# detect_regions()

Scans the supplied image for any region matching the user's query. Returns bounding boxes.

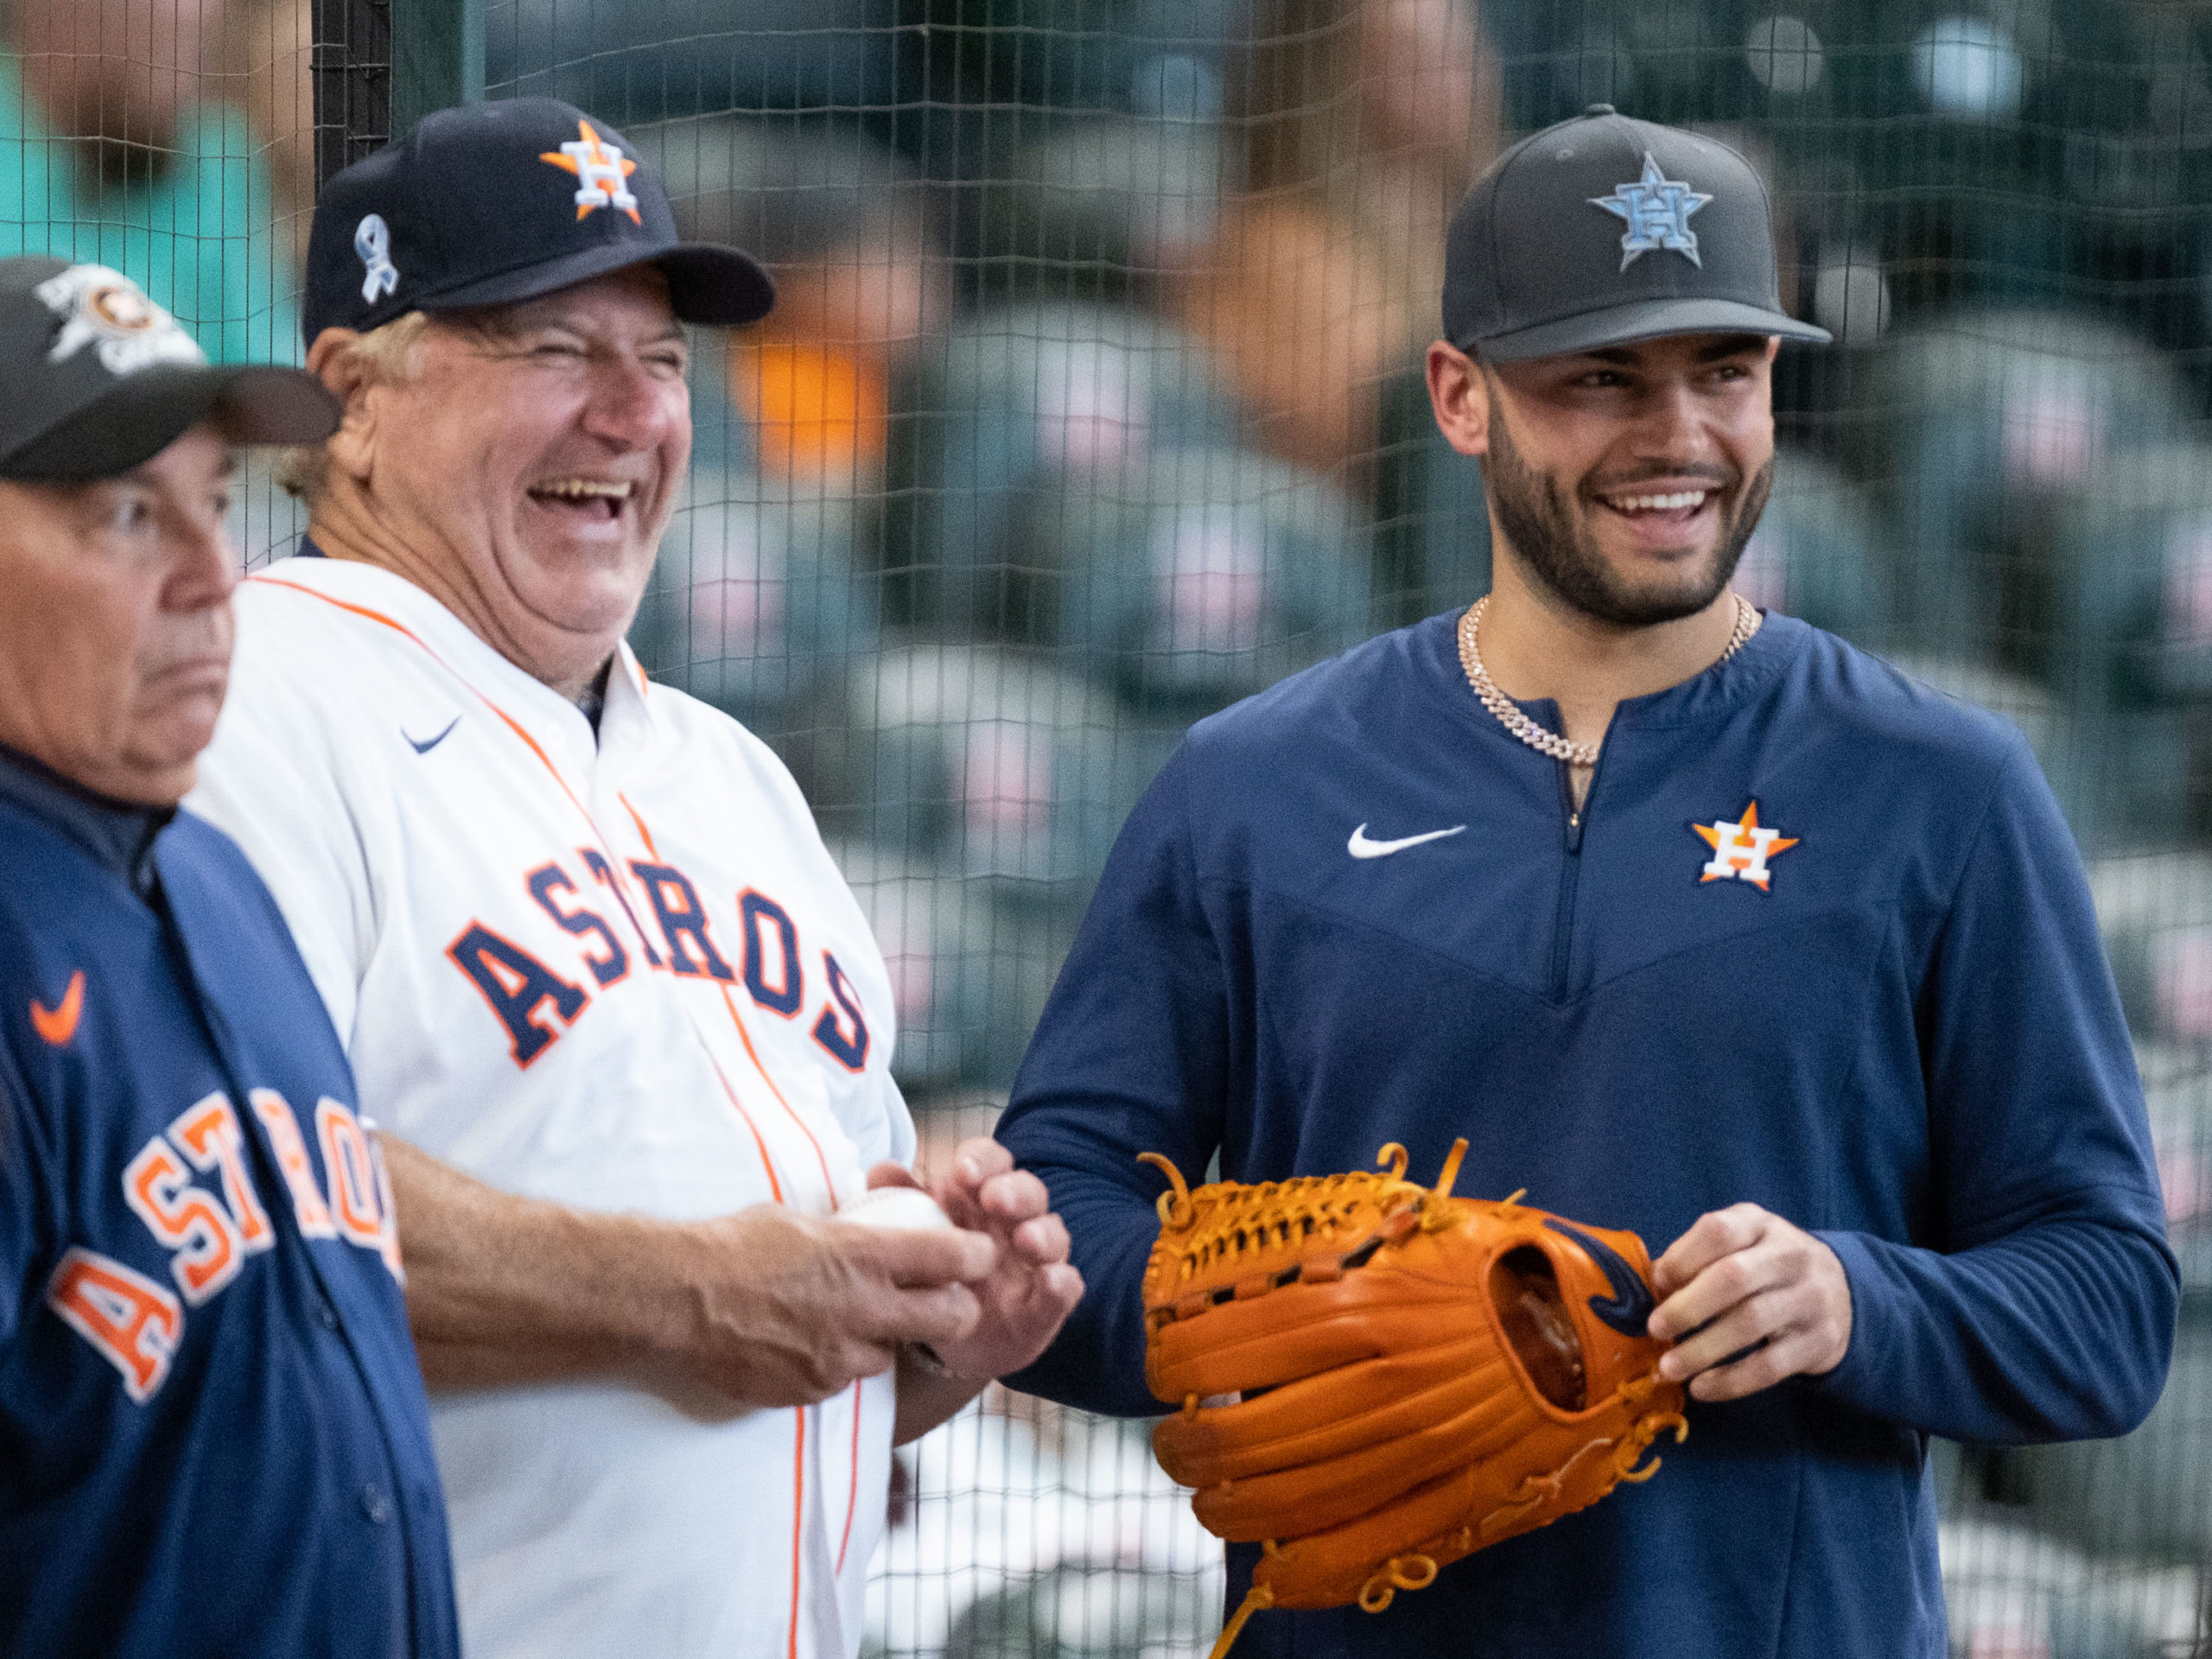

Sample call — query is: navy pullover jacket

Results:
[998,609,2177,1659]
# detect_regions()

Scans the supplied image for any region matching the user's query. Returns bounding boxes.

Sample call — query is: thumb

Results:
[866,1160,924,1193]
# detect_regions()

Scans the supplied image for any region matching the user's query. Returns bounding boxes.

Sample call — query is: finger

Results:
[976,1167,1052,1223]
[880,1282,982,1350]
[830,1340,904,1391]
[1657,1294,1785,1382]
[1687,1326,1833,1403]
[1008,1211,1071,1264]
[952,1137,1013,1192]
[1651,1204,1771,1300]
[1041,1261,1083,1311]
[1649,1238,1787,1342]
[866,1160,924,1193]
[851,1223,998,1287]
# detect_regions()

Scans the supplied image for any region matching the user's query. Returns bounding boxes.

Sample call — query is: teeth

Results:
[1606,490,1708,512]
[533,479,633,501]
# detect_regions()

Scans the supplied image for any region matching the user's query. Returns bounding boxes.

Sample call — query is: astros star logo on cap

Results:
[1590,152,1713,271]
[539,120,641,225]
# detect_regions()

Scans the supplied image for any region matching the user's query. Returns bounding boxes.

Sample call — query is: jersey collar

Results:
[0,740,171,898]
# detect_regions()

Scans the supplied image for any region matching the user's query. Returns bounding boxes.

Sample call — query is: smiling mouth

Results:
[527,477,635,524]
[1593,485,1723,529]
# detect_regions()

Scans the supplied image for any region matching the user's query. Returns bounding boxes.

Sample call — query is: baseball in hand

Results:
[842,1185,955,1232]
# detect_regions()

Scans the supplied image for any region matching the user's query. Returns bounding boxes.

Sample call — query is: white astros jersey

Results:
[188,554,914,1659]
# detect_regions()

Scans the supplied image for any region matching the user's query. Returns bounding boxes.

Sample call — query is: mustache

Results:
[1584,463,1738,493]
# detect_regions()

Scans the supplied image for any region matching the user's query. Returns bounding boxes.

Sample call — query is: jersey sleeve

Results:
[996,748,1227,1418]
[1808,741,2178,1443]
[186,601,380,1046]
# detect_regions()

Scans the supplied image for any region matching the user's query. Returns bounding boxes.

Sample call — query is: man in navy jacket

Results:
[997,109,2177,1657]
[0,255,460,1657]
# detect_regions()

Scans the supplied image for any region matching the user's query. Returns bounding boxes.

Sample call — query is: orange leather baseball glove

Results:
[1140,1139,1688,1659]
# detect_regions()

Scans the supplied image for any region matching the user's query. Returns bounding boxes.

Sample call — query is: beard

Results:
[1480,385,1772,629]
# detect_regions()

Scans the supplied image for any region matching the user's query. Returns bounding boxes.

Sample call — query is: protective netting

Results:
[14,0,2199,1647]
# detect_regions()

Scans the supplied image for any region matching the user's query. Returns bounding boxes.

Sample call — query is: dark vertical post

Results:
[391,0,486,137]
[314,0,482,191]
[311,0,391,187]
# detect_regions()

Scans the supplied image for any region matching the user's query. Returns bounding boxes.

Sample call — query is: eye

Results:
[531,337,588,361]
[1576,369,1627,390]
[109,493,154,535]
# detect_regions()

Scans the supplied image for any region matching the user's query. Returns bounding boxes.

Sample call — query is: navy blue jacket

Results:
[0,753,458,1658]
[998,610,2177,1659]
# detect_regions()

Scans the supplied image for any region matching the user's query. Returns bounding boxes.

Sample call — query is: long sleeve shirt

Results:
[997,608,2177,1659]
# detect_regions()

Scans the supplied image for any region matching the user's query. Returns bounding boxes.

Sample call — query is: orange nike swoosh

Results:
[30,970,84,1046]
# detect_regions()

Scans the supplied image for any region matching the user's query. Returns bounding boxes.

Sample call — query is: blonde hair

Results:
[274,309,436,501]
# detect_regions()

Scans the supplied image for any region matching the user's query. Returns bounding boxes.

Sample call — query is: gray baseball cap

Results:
[1442,105,1830,361]
[0,257,339,481]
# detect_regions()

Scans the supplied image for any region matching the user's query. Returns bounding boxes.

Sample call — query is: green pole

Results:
[390,0,485,137]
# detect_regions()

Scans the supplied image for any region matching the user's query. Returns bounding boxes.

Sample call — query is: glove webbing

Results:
[1145,1142,1478,1659]
[1140,1140,1471,1334]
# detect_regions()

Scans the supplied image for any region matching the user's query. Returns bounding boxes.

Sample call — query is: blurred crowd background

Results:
[33,0,2212,1649]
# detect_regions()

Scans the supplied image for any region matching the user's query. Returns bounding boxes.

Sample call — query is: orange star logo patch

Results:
[539,120,641,225]
[1692,801,1799,892]
[30,969,84,1046]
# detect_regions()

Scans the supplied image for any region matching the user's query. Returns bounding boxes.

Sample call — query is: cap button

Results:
[1584,103,1617,118]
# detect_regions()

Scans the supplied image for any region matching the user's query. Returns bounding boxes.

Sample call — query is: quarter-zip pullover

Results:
[998,607,2177,1659]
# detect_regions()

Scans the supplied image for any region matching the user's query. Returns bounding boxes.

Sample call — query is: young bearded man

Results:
[995,107,2177,1658]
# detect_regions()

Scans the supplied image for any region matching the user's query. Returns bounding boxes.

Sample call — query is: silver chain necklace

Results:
[1457,593,1759,768]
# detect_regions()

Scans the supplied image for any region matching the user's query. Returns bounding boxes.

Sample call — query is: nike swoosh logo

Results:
[1546,1218,1658,1338]
[404,717,460,755]
[1347,823,1466,860]
[30,969,84,1047]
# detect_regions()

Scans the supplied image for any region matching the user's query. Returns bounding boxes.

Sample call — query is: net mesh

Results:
[19,0,2202,1647]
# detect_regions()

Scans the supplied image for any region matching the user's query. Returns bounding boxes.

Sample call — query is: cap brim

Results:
[0,364,340,482]
[1467,297,1832,362]
[414,238,776,327]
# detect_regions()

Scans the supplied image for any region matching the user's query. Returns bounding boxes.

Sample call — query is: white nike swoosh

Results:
[1347,823,1467,860]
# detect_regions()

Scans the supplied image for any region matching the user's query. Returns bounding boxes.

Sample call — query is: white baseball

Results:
[842,1185,955,1232]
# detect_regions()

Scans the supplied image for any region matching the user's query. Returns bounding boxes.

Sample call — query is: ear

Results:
[306,327,378,486]
[1427,340,1491,460]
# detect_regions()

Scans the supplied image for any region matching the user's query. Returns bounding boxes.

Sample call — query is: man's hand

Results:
[870,1138,1084,1442]
[663,1205,999,1408]
[385,1135,1000,1408]
[1647,1203,1853,1403]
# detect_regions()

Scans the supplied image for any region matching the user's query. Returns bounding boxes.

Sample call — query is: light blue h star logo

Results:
[1590,153,1713,270]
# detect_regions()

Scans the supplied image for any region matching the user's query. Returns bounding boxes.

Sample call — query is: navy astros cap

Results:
[0,257,339,482]
[1443,105,1828,361]
[304,97,776,346]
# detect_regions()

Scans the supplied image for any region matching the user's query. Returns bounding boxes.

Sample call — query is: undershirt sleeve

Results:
[997,747,1229,1418]
[1807,743,2179,1443]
